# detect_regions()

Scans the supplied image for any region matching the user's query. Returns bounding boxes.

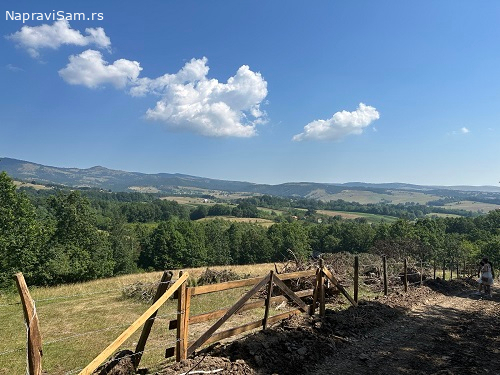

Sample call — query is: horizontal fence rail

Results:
[11,255,480,374]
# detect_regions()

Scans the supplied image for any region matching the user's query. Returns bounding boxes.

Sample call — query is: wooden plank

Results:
[383,256,388,296]
[404,258,408,292]
[180,287,191,360]
[173,289,314,328]
[134,271,173,368]
[322,267,357,307]
[176,274,186,362]
[319,259,325,316]
[190,277,263,295]
[14,273,43,375]
[263,271,273,330]
[187,274,270,357]
[272,274,308,312]
[190,270,315,296]
[354,256,359,303]
[274,269,316,281]
[200,308,303,348]
[310,269,320,315]
[78,272,189,375]
[165,346,175,359]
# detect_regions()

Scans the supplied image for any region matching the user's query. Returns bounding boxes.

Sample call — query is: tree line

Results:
[2,172,499,288]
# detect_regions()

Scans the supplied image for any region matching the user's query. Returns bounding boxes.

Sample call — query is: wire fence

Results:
[1,257,483,375]
[0,274,183,375]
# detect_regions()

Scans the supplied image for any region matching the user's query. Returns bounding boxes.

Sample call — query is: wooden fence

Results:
[17,254,473,374]
[165,261,357,361]
[15,261,357,374]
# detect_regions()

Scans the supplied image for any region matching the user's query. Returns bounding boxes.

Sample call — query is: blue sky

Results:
[2,1,500,187]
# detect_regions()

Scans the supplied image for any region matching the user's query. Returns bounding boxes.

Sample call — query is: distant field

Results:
[425,213,462,218]
[443,200,500,213]
[197,216,275,227]
[257,207,285,215]
[161,191,262,203]
[13,180,51,190]
[316,210,399,223]
[161,196,219,205]
[306,189,441,205]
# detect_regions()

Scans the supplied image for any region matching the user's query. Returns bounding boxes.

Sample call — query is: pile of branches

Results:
[122,282,158,303]
[196,268,250,286]
[272,250,339,300]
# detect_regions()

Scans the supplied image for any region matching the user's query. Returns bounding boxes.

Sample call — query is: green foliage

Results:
[45,191,114,283]
[3,170,500,289]
[0,172,44,286]
[190,205,208,220]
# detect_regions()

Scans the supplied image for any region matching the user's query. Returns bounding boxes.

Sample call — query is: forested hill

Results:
[2,157,500,201]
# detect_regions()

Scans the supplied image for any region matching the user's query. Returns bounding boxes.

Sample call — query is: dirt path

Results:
[310,284,500,375]
[154,279,500,375]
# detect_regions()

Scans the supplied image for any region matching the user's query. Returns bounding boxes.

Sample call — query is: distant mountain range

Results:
[2,157,500,200]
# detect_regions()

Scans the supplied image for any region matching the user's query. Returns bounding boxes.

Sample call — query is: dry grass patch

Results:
[0,264,280,374]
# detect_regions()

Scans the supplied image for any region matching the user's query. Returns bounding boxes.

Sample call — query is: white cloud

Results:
[59,49,142,89]
[130,57,210,97]
[451,127,470,135]
[6,20,111,58]
[138,58,268,137]
[292,103,380,141]
[6,64,23,72]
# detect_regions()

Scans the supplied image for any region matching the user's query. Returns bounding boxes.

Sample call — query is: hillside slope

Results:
[2,157,500,204]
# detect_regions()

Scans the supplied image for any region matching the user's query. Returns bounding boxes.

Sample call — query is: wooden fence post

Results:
[310,269,320,315]
[14,273,42,375]
[382,256,388,296]
[319,259,325,316]
[403,258,408,292]
[420,259,423,285]
[263,271,274,330]
[176,272,189,362]
[134,271,173,368]
[354,256,359,303]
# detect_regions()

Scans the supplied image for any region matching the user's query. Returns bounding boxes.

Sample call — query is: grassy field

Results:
[13,180,52,190]
[443,200,500,213]
[197,216,276,227]
[316,210,399,223]
[0,256,451,374]
[307,189,441,205]
[0,264,280,375]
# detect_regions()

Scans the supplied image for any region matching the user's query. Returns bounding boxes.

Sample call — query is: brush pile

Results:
[196,268,251,285]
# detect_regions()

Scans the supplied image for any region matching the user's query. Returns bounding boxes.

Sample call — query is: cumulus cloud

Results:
[6,64,23,72]
[130,57,210,97]
[137,58,268,137]
[6,20,111,58]
[59,49,142,89]
[450,127,470,135]
[292,103,380,141]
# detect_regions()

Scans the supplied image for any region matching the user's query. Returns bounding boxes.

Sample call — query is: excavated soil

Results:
[141,278,499,375]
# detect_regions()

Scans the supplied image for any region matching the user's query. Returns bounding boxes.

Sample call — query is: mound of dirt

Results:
[152,278,499,375]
